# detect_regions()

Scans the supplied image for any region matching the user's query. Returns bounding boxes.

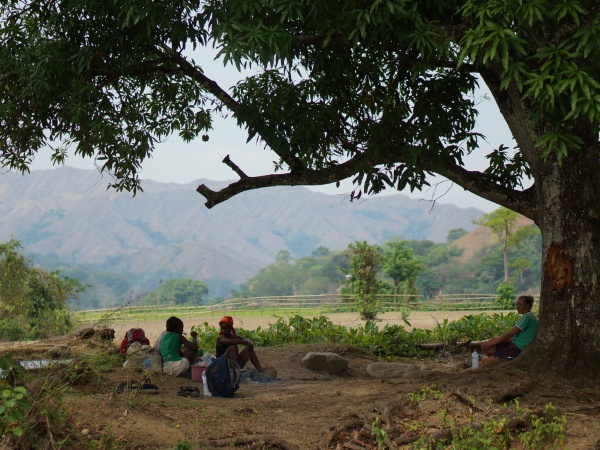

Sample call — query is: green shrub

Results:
[0,320,31,342]
[193,312,520,360]
[495,283,516,309]
[0,386,29,438]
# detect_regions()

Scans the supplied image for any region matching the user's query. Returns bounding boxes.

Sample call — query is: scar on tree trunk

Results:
[546,243,573,291]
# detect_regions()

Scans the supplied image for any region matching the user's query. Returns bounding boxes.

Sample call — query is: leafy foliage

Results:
[0,356,76,448]
[0,386,29,439]
[194,312,518,359]
[0,321,31,342]
[0,239,81,340]
[143,278,209,306]
[1,0,599,376]
[496,282,516,310]
[381,241,424,299]
[473,208,538,283]
[344,242,382,320]
[243,248,348,297]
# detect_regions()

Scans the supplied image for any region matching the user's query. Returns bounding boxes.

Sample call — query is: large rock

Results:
[301,352,348,375]
[366,362,417,378]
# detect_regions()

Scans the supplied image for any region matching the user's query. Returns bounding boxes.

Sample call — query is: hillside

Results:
[452,216,536,263]
[0,167,484,284]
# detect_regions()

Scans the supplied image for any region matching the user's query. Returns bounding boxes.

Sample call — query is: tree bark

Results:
[517,139,600,380]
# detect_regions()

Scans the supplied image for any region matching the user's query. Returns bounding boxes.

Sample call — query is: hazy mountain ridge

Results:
[0,167,484,283]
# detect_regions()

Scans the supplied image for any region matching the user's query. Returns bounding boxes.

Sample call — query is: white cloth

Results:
[122,342,161,372]
[162,358,190,376]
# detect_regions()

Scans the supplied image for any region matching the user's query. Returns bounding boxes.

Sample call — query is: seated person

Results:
[160,316,198,377]
[216,316,263,372]
[150,330,165,360]
[479,295,538,368]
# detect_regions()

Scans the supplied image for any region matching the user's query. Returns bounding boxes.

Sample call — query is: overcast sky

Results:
[28,48,518,213]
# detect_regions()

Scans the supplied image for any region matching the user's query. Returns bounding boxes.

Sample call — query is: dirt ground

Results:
[3,312,600,449]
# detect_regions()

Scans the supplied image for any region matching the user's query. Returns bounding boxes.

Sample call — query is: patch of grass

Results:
[85,427,126,450]
[80,351,123,372]
[0,359,76,448]
[402,389,567,450]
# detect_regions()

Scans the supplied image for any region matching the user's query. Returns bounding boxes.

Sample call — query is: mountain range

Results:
[0,167,484,284]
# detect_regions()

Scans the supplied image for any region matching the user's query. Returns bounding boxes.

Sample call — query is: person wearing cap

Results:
[216,316,263,372]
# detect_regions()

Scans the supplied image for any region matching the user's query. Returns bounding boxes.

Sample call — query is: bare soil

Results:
[3,312,600,449]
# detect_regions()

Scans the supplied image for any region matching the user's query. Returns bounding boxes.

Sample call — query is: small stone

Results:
[81,429,89,436]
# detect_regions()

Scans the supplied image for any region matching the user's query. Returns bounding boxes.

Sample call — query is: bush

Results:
[495,283,516,310]
[0,356,75,448]
[0,321,31,342]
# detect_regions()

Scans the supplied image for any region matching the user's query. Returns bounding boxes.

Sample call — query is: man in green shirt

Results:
[479,295,538,368]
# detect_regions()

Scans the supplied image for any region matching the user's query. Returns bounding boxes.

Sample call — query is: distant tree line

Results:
[21,208,541,311]
[235,208,541,304]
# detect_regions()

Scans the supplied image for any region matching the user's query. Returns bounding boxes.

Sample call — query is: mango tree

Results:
[0,0,599,379]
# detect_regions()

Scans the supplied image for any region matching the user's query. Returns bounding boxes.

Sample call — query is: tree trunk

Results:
[502,247,509,283]
[518,141,600,380]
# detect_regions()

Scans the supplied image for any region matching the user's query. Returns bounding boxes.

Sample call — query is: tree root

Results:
[207,434,299,449]
[321,419,365,448]
[450,389,482,412]
[493,378,537,403]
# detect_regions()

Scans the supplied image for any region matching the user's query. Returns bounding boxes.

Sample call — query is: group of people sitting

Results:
[122,315,265,378]
[122,294,538,376]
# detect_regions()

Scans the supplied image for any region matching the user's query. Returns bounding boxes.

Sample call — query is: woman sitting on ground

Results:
[161,316,198,377]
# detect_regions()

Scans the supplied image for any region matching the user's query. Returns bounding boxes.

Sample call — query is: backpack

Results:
[205,356,241,397]
[119,328,150,356]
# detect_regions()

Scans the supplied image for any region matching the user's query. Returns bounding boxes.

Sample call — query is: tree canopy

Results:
[1,0,599,378]
[144,278,209,306]
[0,239,81,339]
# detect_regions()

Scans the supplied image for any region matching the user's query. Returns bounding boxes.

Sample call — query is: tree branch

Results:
[197,150,385,208]
[159,44,308,172]
[431,161,535,218]
[159,44,240,112]
[197,143,534,215]
[222,155,249,179]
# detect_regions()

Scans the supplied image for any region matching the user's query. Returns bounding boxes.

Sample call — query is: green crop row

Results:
[192,312,518,359]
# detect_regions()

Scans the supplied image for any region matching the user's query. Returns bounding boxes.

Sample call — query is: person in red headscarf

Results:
[215,316,263,372]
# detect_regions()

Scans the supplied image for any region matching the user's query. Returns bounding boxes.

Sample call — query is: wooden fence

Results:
[73,293,502,325]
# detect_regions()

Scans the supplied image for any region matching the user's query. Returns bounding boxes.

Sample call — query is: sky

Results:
[28,48,518,213]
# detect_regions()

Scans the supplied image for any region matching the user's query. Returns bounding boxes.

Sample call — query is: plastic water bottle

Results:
[202,371,211,396]
[471,350,479,369]
[203,355,212,366]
